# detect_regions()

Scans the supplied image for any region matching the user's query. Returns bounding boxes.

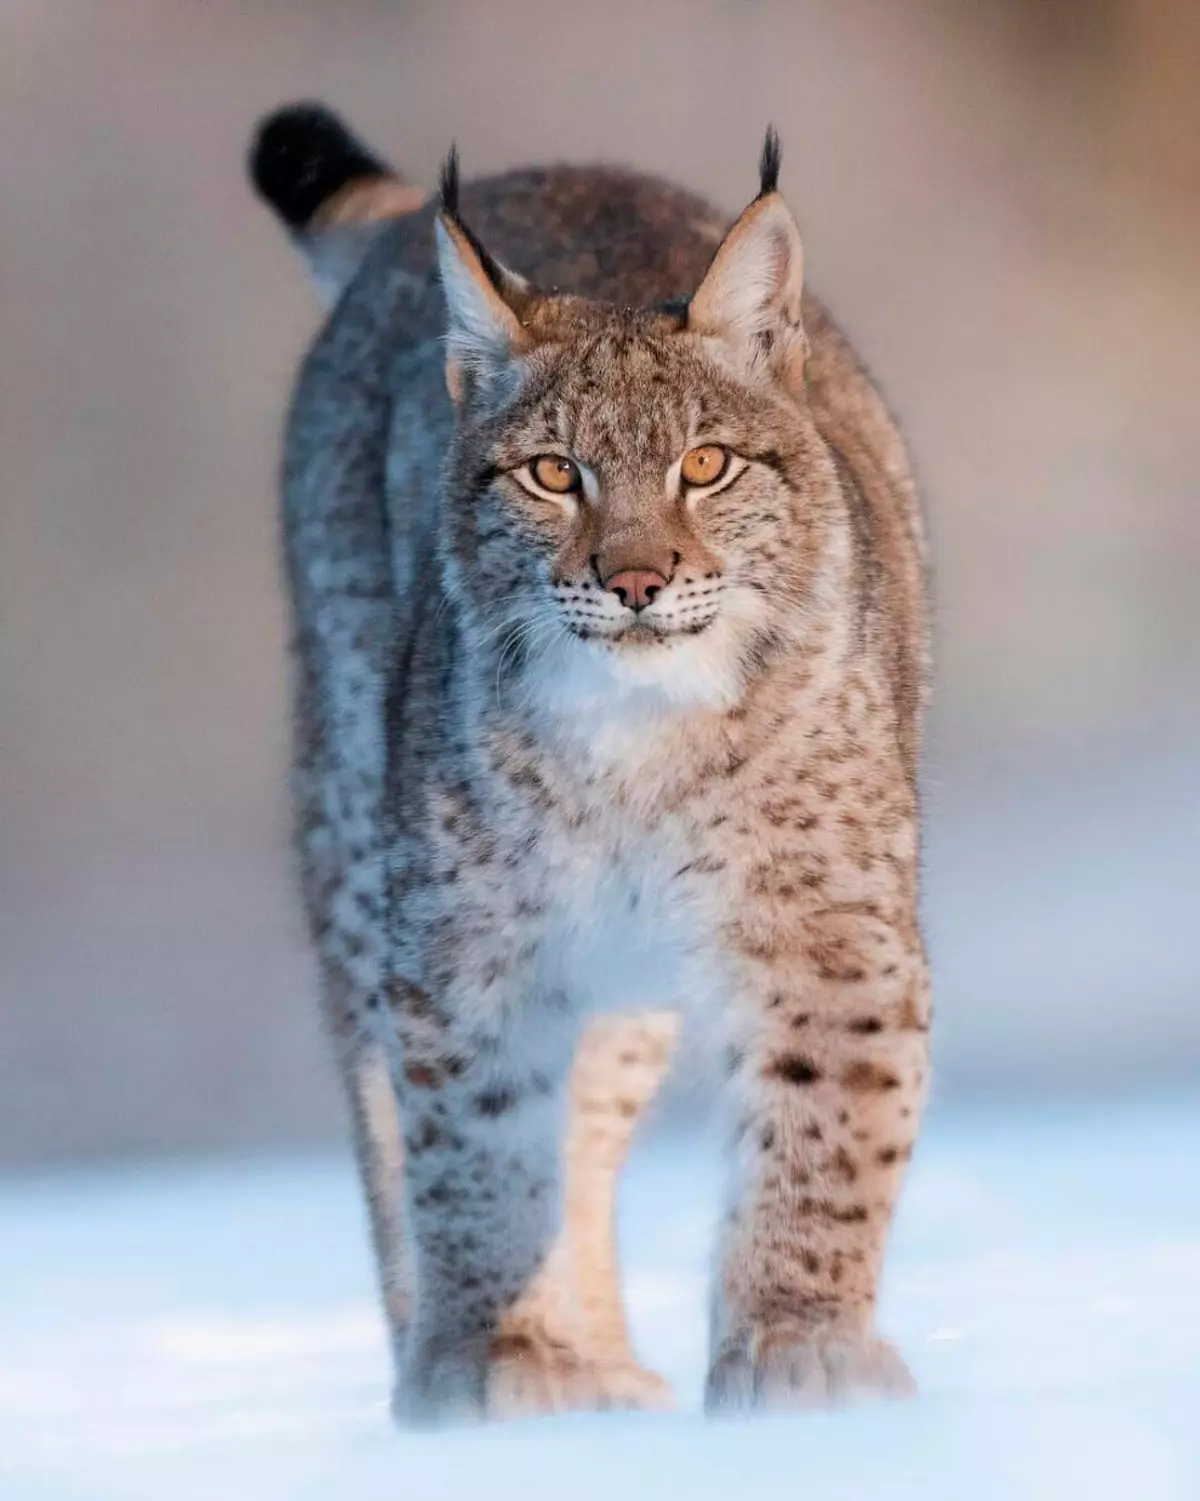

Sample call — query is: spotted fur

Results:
[250,103,929,1424]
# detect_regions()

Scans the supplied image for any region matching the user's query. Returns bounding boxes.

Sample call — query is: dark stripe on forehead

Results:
[746,448,792,482]
[477,356,570,450]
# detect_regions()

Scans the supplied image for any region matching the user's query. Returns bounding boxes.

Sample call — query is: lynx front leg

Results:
[706,914,930,1413]
[390,983,668,1425]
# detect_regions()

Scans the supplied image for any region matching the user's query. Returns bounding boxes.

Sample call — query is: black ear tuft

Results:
[436,144,509,293]
[249,102,388,229]
[438,144,461,219]
[757,125,782,199]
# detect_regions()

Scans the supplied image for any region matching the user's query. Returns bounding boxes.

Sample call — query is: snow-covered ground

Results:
[3,1097,1198,1500]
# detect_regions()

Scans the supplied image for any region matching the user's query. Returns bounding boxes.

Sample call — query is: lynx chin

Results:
[249,102,930,1424]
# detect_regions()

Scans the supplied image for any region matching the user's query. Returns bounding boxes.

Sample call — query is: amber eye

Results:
[531,455,583,494]
[680,444,730,488]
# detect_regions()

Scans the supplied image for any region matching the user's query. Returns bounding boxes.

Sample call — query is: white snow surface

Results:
[3,1097,1198,1500]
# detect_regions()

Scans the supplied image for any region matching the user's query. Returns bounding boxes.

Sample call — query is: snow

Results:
[3,1097,1199,1500]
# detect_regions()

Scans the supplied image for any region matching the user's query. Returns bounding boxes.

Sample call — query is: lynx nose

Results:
[603,568,668,613]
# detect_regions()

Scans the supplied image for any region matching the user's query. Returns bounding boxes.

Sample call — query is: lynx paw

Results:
[395,1331,673,1426]
[705,1318,915,1414]
[488,1333,673,1419]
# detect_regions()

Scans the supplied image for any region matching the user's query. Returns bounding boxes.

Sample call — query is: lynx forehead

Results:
[251,102,929,1425]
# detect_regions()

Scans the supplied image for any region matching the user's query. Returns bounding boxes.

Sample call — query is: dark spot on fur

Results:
[403,1062,442,1090]
[771,1055,821,1086]
[847,1016,884,1035]
[831,1203,869,1224]
[474,1085,518,1117]
[841,1060,902,1092]
[829,1146,859,1184]
[409,1118,443,1153]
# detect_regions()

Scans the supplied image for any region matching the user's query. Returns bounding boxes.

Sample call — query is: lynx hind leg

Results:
[564,1014,679,1355]
[340,1011,677,1407]
[394,1003,678,1424]
[523,1011,679,1410]
[336,1028,412,1357]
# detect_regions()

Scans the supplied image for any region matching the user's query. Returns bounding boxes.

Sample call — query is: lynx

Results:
[249,103,930,1424]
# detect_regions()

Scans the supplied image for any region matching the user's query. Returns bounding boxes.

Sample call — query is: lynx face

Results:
[434,168,837,709]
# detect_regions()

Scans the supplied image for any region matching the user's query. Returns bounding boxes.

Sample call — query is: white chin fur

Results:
[531,614,749,721]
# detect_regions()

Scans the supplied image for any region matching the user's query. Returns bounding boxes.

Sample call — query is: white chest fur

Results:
[539,824,719,1021]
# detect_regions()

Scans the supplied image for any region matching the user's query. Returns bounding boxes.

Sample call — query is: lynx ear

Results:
[435,148,532,401]
[688,129,806,384]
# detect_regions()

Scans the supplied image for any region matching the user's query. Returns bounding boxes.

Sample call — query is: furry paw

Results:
[705,1318,915,1414]
[488,1333,673,1419]
[395,1331,673,1426]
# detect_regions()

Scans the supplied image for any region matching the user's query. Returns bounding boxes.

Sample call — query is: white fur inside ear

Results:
[435,218,525,366]
[691,196,804,347]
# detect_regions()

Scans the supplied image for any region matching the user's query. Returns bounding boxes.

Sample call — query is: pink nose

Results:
[604,568,668,612]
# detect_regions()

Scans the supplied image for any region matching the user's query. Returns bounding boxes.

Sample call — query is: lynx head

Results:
[436,132,840,715]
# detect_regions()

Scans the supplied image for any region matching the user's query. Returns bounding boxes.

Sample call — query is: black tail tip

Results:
[248,102,389,229]
[758,125,782,198]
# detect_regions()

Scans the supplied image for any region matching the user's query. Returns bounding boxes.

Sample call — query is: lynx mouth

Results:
[570,617,716,648]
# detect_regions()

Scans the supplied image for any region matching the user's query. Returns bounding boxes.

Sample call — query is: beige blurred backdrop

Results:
[2,0,1197,1164]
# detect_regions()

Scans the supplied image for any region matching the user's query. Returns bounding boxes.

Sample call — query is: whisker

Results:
[493,613,563,709]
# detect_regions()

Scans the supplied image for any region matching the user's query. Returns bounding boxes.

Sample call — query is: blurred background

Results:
[2,0,1196,1167]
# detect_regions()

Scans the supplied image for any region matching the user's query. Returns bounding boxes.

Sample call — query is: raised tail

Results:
[248,102,426,302]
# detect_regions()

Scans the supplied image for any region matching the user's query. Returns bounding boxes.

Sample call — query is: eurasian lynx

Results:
[250,104,929,1424]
